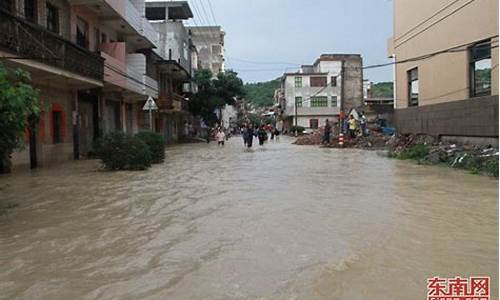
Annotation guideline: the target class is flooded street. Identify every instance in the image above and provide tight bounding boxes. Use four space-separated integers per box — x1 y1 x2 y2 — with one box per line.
0 137 498 300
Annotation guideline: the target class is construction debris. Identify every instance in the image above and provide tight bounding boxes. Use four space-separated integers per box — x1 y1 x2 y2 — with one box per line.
293 129 499 177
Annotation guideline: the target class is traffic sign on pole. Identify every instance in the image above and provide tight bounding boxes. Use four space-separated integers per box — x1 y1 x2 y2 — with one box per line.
142 97 158 131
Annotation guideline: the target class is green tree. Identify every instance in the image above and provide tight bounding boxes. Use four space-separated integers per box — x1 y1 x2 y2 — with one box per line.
0 64 40 173
189 69 245 126
243 78 281 107
370 82 394 98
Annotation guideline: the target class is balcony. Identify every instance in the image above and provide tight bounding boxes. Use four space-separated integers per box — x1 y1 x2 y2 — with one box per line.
100 44 158 98
0 9 104 82
99 43 143 96
144 75 158 98
158 93 188 113
68 0 157 48
142 18 160 49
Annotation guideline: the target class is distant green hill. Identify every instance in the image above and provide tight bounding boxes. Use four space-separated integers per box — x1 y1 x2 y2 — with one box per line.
244 78 281 107
371 82 393 98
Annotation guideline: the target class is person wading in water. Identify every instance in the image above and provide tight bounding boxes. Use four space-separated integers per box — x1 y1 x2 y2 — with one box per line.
245 124 255 148
257 125 267 146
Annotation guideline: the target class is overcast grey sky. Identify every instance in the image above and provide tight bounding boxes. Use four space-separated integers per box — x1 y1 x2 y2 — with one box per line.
183 0 394 83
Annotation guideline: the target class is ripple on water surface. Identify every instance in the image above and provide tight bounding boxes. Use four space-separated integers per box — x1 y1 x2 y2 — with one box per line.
0 137 497 300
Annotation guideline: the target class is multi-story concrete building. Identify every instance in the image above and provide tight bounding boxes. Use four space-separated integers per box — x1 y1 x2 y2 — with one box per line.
280 54 363 131
0 0 160 171
388 0 499 144
146 1 195 143
186 26 225 75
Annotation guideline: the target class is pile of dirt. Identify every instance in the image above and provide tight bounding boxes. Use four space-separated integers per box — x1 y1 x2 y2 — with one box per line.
293 131 323 145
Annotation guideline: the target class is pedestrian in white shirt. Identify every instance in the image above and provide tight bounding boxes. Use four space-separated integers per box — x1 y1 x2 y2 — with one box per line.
216 129 226 146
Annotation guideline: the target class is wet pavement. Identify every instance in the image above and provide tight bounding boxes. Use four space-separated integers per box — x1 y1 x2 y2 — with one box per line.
0 136 498 299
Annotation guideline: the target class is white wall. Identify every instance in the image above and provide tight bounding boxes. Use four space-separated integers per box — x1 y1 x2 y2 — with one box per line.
283 74 341 116
296 116 339 129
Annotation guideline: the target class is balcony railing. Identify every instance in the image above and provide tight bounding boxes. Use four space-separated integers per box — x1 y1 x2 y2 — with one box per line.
0 9 104 81
158 93 187 112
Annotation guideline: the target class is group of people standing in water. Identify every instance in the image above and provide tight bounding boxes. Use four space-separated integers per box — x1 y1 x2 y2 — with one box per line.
241 123 280 148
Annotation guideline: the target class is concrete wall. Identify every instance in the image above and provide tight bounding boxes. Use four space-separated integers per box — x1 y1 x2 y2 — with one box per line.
395 95 498 138
296 116 339 129
11 86 75 171
152 21 191 72
392 0 499 108
342 56 364 111
187 26 225 75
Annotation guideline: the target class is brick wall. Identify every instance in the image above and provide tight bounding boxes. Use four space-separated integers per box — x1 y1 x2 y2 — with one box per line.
394 95 499 138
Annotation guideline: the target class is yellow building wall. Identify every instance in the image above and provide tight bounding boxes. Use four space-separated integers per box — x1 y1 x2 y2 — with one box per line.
393 0 499 108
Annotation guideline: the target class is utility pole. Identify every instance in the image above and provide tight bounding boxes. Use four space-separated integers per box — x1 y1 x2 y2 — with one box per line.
294 97 298 136
339 60 345 132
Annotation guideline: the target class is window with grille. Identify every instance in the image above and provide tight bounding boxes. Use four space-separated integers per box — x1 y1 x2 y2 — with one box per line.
76 17 89 48
295 77 302 88
310 76 327 87
310 96 328 107
0 0 14 13
295 96 303 107
331 96 338 107
24 0 37 22
46 3 60 34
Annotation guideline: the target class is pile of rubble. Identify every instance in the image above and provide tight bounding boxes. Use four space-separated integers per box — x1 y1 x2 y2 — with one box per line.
293 131 323 145
293 129 392 149
391 136 499 176
293 129 499 176
324 131 393 149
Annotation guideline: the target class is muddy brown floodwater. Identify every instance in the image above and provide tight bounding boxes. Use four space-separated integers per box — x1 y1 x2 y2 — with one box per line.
0 137 498 299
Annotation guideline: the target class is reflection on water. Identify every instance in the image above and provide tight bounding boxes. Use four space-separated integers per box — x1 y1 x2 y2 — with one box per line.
0 137 497 299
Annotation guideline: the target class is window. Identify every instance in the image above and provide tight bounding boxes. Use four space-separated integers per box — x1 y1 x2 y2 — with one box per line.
94 28 100 50
295 96 303 107
470 40 492 97
311 96 328 107
46 3 59 34
24 0 37 23
0 0 14 13
331 96 338 107
76 17 89 48
212 44 222 55
101 32 108 44
295 77 303 88
52 111 62 144
331 76 337 87
183 41 188 60
310 119 319 129
310 76 327 87
407 68 418 106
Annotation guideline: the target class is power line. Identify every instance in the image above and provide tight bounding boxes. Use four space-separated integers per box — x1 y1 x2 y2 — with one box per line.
217 37 499 75
104 62 159 93
195 0 213 28
394 0 461 42
183 2 213 52
395 0 477 48
206 0 219 25
226 56 301 66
